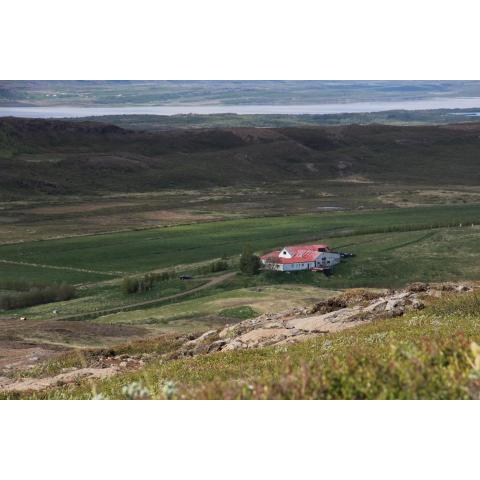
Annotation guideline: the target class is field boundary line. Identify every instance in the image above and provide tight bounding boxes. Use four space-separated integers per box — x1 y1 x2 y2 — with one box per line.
0 259 121 277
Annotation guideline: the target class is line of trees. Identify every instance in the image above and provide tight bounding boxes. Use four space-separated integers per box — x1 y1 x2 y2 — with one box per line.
0 283 76 310
121 270 179 294
122 259 234 295
122 273 158 294
0 279 50 292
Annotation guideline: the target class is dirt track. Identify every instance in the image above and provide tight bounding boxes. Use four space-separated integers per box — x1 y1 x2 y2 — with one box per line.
54 272 236 322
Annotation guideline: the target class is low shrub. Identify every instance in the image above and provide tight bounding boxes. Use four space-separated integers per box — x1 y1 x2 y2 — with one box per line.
197 259 230 275
122 277 140 294
153 270 176 281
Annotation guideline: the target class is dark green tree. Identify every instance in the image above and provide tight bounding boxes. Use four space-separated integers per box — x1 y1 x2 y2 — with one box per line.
239 244 261 275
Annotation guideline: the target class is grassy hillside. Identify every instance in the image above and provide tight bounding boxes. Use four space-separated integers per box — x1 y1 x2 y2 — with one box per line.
5 290 480 399
1 118 480 199
92 284 336 328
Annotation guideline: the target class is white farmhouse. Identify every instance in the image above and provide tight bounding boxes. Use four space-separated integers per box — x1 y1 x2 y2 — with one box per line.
260 244 341 272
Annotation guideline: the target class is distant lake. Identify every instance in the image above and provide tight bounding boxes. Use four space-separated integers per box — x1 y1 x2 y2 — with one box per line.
451 111 480 116
3 97 480 118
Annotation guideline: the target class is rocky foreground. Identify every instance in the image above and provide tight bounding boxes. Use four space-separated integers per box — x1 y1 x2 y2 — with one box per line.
178 282 476 356
0 282 476 393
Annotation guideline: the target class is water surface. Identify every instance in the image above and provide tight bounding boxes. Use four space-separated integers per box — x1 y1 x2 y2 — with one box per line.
3 97 480 118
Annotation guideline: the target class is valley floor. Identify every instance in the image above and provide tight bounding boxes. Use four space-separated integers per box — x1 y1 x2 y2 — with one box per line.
0 203 479 398
2 183 480 244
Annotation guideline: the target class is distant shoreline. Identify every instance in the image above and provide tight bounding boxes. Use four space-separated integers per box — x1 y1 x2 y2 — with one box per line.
3 97 480 118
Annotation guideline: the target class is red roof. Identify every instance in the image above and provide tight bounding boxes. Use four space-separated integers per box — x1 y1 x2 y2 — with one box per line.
261 244 330 265
261 250 282 261
286 244 329 252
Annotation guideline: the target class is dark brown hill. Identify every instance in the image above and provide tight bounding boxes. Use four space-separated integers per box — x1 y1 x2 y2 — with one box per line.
1 117 479 198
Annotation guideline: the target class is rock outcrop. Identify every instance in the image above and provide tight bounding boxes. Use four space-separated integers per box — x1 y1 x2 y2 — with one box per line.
178 282 475 355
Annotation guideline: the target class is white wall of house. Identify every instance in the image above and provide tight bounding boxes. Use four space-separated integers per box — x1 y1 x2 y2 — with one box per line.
283 261 315 271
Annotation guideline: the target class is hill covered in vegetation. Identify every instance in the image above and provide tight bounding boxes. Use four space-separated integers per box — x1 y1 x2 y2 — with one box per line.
72 109 480 130
1 117 480 199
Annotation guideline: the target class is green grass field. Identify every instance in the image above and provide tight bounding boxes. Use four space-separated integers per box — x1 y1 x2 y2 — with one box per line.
0 261 111 284
0 205 478 285
10 278 207 321
1 203 479 331
324 225 480 287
